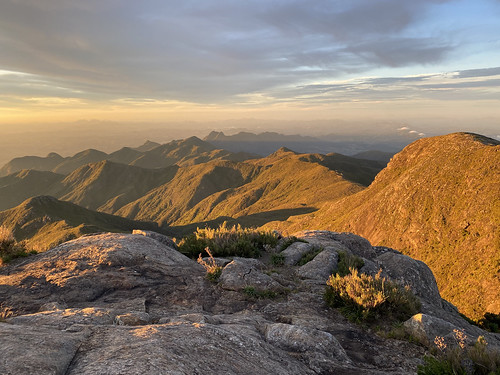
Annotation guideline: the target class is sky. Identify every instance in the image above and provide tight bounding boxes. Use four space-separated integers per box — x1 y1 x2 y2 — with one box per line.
1 0 500 137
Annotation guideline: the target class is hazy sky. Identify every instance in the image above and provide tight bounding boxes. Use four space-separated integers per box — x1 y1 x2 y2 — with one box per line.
1 0 500 134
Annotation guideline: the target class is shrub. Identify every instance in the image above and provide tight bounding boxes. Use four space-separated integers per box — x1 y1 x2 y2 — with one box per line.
0 226 15 253
418 332 500 375
325 268 420 323
197 247 222 283
0 226 35 264
178 222 280 258
336 251 364 277
271 253 285 266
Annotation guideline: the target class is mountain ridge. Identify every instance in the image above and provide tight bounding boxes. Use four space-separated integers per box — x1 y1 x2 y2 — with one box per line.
266 132 500 319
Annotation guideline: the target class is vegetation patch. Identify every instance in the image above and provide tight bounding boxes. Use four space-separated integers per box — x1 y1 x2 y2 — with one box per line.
178 222 279 258
271 253 285 266
0 304 13 322
476 313 500 333
325 268 420 324
197 247 222 283
242 286 277 300
418 331 500 375
336 251 364 277
297 246 323 266
0 226 37 264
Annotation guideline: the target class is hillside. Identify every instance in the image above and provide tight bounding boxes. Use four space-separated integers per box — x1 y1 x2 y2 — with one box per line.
0 169 64 211
270 133 500 319
129 136 258 169
0 152 65 176
57 160 179 213
116 148 379 230
0 196 160 251
0 137 257 176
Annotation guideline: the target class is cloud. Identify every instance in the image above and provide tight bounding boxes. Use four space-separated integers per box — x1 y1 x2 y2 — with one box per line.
0 0 458 103
457 67 500 78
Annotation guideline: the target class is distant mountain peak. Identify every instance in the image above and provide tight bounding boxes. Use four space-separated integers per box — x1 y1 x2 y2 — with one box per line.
204 131 225 141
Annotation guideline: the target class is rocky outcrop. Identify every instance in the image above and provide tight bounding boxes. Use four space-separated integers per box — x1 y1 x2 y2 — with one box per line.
0 230 498 374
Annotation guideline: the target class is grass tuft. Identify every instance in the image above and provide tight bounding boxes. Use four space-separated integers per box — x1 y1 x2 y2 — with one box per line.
177 221 279 258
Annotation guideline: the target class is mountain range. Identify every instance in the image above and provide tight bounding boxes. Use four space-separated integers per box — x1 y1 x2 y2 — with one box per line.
0 136 257 177
0 131 498 321
204 130 400 159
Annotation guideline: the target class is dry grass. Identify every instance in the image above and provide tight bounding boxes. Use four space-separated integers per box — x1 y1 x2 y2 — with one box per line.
325 268 420 323
178 221 279 258
197 247 222 282
0 226 15 250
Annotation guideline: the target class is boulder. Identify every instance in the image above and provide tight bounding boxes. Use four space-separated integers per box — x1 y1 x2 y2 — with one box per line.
131 230 178 249
0 233 205 315
114 312 151 326
295 230 376 259
298 248 338 281
219 258 282 292
376 252 442 307
281 242 314 265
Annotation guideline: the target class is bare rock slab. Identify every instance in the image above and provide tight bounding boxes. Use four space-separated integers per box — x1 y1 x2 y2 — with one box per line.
0 322 87 375
219 258 282 292
67 323 314 375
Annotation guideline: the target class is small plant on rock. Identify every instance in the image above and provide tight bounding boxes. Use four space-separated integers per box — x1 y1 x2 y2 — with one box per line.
243 286 277 300
0 304 13 322
325 268 420 324
197 247 222 283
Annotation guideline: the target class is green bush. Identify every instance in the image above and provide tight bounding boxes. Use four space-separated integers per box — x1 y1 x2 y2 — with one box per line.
178 222 279 258
336 251 365 277
325 268 420 323
418 356 459 375
271 253 285 266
